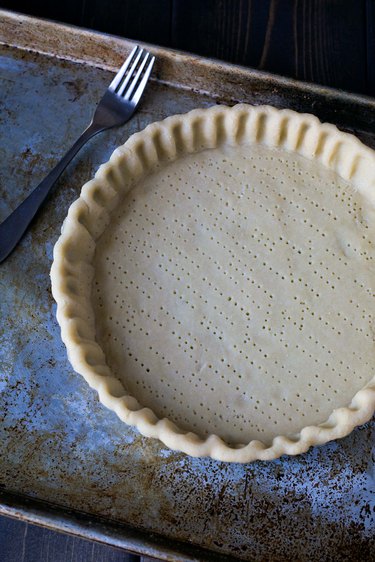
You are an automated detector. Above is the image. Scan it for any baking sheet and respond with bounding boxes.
[0,10,374,562]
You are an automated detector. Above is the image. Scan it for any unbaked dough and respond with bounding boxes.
[93,143,375,444]
[51,104,375,461]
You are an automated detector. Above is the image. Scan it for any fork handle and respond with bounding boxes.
[0,121,103,263]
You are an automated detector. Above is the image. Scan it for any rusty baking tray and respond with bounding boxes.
[0,10,374,562]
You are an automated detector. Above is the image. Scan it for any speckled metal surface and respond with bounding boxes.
[0,13,374,562]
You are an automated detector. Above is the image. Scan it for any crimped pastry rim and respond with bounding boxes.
[51,104,375,462]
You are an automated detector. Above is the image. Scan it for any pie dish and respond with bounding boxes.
[51,104,375,462]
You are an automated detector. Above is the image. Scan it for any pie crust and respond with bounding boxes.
[51,104,375,462]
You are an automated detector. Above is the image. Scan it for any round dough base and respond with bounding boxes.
[93,143,375,445]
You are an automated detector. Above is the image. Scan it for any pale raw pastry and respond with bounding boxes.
[51,104,375,462]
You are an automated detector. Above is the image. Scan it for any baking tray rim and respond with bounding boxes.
[0,8,374,116]
[0,489,238,562]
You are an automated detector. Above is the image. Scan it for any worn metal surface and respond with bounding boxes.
[0,12,374,562]
[1,10,375,135]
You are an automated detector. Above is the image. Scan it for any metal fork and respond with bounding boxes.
[0,46,155,263]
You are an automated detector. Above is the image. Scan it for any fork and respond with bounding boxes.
[0,46,155,263]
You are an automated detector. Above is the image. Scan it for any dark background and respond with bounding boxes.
[1,0,375,97]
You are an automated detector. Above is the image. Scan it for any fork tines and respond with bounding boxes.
[110,46,155,101]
